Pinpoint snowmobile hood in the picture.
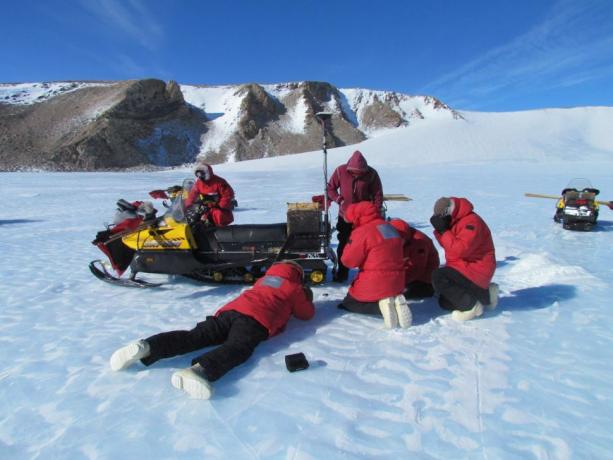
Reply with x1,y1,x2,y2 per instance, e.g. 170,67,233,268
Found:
389,218,414,239
346,150,368,174
345,201,380,227
450,197,474,223
267,261,304,284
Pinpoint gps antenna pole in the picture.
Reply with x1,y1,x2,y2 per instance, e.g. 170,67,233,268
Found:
316,112,333,237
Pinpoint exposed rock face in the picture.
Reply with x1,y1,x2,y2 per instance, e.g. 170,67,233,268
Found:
0,79,205,170
0,79,460,170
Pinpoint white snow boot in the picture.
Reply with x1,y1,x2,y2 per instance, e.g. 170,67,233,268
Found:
110,339,150,371
394,295,412,329
451,302,484,322
171,364,213,400
378,297,398,329
487,283,499,310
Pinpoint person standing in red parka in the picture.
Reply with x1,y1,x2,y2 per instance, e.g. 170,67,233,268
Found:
389,218,440,299
338,202,411,328
185,161,235,227
429,197,499,321
326,150,383,282
109,261,314,399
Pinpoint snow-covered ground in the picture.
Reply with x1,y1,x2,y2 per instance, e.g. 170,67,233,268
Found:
1,109,612,459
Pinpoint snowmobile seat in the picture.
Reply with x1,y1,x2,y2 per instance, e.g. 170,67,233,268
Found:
213,224,287,244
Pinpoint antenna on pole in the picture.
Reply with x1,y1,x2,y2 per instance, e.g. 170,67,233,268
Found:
315,111,333,239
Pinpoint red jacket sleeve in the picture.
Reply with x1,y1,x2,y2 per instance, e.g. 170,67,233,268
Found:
216,179,235,210
427,244,441,273
438,216,484,260
291,285,315,320
326,168,341,204
341,230,366,269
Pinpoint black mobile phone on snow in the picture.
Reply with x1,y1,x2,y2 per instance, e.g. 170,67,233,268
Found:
285,352,309,372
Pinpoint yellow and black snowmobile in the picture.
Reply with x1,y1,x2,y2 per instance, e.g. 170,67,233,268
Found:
90,179,335,288
525,178,610,231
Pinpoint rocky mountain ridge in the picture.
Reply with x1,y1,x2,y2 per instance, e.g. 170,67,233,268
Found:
0,79,461,171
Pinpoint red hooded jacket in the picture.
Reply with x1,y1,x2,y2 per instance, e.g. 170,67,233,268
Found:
341,202,405,302
326,151,383,219
433,197,496,289
216,263,315,336
185,164,235,226
389,218,440,285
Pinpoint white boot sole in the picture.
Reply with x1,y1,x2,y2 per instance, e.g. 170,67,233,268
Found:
451,302,484,322
378,297,398,329
394,295,412,329
110,341,150,371
171,369,213,400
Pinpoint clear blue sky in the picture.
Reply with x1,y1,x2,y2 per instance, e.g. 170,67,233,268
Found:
1,0,612,111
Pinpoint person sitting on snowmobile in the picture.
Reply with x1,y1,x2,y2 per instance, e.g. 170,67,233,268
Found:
326,150,383,283
337,202,410,329
109,260,314,399
429,197,498,321
389,218,440,299
185,161,235,227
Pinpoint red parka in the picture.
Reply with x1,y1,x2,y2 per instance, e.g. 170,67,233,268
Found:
433,197,496,289
185,164,235,226
216,263,315,336
326,151,383,219
389,218,440,285
341,202,405,302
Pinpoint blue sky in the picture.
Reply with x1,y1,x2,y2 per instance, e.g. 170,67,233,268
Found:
1,0,612,111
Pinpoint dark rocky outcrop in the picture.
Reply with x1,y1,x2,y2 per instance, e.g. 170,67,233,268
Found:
0,78,459,170
0,79,205,170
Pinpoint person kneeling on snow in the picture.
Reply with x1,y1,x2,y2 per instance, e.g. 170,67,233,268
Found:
389,218,440,299
109,260,314,399
185,161,235,227
337,202,411,328
429,197,499,321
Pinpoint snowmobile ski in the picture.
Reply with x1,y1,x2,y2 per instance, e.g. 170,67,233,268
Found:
89,260,163,288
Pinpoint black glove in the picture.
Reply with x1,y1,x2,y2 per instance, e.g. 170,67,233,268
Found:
430,215,451,233
92,230,111,244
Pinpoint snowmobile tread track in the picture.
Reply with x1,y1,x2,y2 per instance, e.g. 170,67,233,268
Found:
89,260,163,288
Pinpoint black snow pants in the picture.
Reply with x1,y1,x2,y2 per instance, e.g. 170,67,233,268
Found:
141,310,269,382
338,293,381,316
335,217,353,281
404,281,435,300
431,267,490,312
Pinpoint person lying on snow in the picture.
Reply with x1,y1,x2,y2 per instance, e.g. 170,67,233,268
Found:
110,260,314,399
184,161,235,227
326,150,383,283
337,202,411,329
429,197,499,321
389,218,440,299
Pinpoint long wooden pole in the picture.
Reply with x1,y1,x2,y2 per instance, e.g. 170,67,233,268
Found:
524,192,611,207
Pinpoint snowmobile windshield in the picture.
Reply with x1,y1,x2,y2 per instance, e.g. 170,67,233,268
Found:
564,178,594,193
163,178,195,223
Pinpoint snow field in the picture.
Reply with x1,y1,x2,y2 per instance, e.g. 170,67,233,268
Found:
1,103,613,458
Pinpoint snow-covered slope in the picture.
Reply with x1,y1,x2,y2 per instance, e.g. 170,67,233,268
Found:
0,81,109,105
1,104,613,458
222,106,613,173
